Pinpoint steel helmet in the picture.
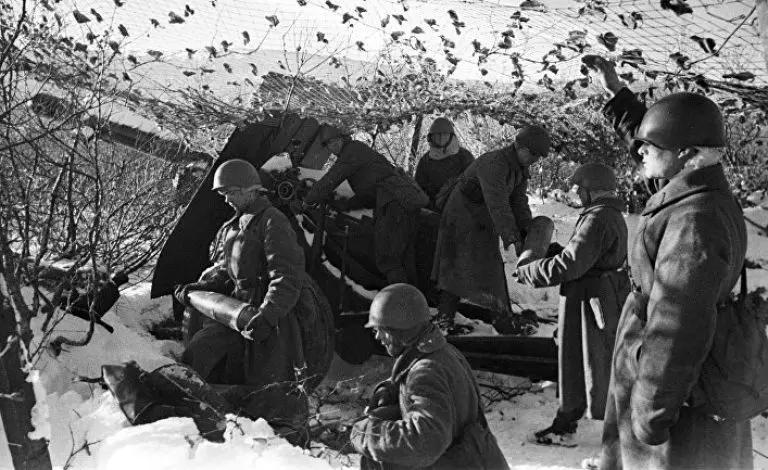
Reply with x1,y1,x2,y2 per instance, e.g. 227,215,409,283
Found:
633,92,725,151
516,125,551,158
212,159,262,191
570,162,618,191
429,117,455,136
365,283,431,330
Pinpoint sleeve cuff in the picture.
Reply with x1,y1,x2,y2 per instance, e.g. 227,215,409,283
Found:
632,416,670,446
601,87,634,118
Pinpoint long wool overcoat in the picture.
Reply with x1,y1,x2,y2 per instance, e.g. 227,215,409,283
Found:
599,88,751,470
432,145,532,313
182,197,332,430
516,196,630,421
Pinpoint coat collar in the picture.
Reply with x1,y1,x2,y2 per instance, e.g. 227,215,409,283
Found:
641,164,729,216
580,196,626,216
502,145,530,180
238,197,272,228
391,324,446,384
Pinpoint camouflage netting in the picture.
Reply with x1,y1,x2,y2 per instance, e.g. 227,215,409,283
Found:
7,0,768,205
39,0,768,115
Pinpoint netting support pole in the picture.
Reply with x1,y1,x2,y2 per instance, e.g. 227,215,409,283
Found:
760,0,768,73
409,114,424,175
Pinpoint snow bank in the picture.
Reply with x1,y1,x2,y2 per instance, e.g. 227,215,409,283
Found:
23,281,329,469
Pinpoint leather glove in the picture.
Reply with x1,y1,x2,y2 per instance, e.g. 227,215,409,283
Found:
240,312,273,343
173,282,209,307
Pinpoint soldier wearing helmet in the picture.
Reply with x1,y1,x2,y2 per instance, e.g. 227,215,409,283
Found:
415,117,474,211
515,162,630,446
350,284,509,470
432,124,550,332
584,56,749,469
174,158,333,446
303,125,429,285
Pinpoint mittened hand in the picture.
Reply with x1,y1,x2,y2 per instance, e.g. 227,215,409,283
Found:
514,265,535,285
240,314,273,343
173,282,211,307
369,380,398,409
350,418,370,453
173,284,194,307
504,231,524,252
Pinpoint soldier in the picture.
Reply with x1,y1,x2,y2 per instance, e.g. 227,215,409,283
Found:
350,284,509,470
173,159,333,446
432,125,551,331
585,56,750,469
415,117,474,211
303,126,429,285
515,163,630,446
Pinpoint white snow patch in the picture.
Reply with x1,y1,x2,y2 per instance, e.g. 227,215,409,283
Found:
27,370,51,441
322,260,377,300
344,209,374,220
261,152,294,173
298,168,356,199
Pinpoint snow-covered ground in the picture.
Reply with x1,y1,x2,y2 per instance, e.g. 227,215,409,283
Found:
2,203,767,470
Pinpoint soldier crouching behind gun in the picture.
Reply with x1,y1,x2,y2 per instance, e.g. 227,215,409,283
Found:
173,158,332,447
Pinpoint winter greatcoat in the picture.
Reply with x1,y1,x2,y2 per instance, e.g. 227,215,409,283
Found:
351,325,508,470
304,140,428,282
182,197,330,432
432,145,533,313
415,148,474,211
516,196,630,422
599,88,751,470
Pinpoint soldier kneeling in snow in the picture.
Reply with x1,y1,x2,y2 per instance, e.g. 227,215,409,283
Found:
173,158,334,446
350,284,508,470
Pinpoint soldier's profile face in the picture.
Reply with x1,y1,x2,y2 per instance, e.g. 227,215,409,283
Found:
218,187,248,210
517,147,539,166
638,142,682,179
373,327,404,357
575,185,590,207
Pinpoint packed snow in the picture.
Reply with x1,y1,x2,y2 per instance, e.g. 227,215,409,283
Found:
2,204,768,470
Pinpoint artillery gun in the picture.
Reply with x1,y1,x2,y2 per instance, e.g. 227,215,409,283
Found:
147,114,558,380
